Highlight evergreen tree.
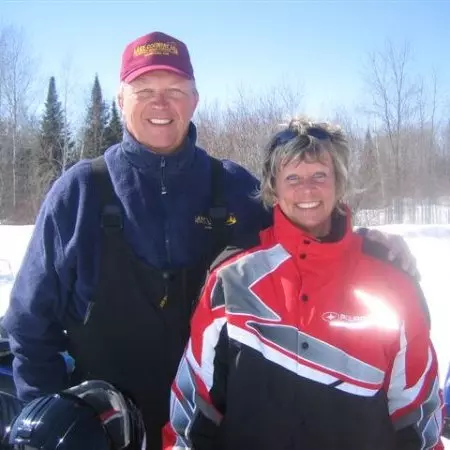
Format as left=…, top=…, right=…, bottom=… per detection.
left=103, top=99, right=123, bottom=149
left=359, top=128, right=383, bottom=207
left=362, top=128, right=380, bottom=178
left=362, top=128, right=376, bottom=162
left=81, top=74, right=108, bottom=159
left=38, top=76, right=66, bottom=189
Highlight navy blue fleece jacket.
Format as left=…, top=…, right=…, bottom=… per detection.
left=3, top=123, right=271, bottom=401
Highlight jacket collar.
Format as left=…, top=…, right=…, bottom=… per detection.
left=265, top=204, right=354, bottom=261
left=120, top=122, right=198, bottom=175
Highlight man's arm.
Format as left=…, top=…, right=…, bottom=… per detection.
left=385, top=283, right=443, bottom=449
left=357, top=227, right=419, bottom=278
left=3, top=190, right=75, bottom=401
left=163, top=271, right=228, bottom=450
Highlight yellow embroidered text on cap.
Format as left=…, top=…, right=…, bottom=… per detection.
left=133, top=42, right=179, bottom=57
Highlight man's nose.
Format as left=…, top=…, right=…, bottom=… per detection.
left=150, top=92, right=169, bottom=108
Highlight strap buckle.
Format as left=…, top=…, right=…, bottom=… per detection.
left=209, top=206, right=227, bottom=221
left=100, top=205, right=123, bottom=229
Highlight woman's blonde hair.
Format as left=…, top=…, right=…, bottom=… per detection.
left=258, top=117, right=350, bottom=213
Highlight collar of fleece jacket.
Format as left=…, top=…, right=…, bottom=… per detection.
left=260, top=204, right=356, bottom=262
left=120, top=121, right=198, bottom=175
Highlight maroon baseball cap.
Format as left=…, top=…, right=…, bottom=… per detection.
left=120, top=31, right=194, bottom=83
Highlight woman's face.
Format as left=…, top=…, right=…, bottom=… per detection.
left=274, top=151, right=337, bottom=237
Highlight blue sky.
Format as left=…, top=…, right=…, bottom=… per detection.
left=2, top=0, right=449, bottom=123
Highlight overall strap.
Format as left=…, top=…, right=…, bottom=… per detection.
left=208, top=156, right=230, bottom=260
left=90, top=156, right=123, bottom=230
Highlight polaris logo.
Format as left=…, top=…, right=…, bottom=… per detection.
left=322, top=312, right=367, bottom=323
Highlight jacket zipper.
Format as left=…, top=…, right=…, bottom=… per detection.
left=160, top=157, right=167, bottom=195
left=160, top=157, right=170, bottom=263
left=160, top=157, right=171, bottom=308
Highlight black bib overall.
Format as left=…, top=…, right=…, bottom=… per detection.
left=65, top=156, right=229, bottom=449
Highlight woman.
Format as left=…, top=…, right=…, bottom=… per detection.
left=163, top=118, right=443, bottom=450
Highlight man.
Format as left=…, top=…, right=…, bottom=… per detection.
left=2, top=32, right=416, bottom=449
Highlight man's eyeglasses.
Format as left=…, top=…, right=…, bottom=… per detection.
left=131, top=87, right=190, bottom=101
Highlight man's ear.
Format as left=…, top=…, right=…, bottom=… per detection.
left=117, top=84, right=125, bottom=110
left=117, top=91, right=124, bottom=110
left=193, top=89, right=199, bottom=111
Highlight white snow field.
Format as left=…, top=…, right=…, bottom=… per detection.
left=0, top=223, right=449, bottom=446
left=0, top=225, right=34, bottom=318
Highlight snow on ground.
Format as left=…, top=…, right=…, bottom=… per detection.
left=373, top=224, right=450, bottom=387
left=0, top=225, right=34, bottom=317
left=0, top=223, right=449, bottom=444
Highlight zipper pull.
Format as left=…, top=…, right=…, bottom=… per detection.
left=160, top=271, right=170, bottom=308
left=160, top=157, right=167, bottom=195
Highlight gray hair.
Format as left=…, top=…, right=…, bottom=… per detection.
left=259, top=117, right=350, bottom=212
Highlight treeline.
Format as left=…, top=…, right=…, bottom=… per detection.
left=1, top=25, right=449, bottom=224
left=0, top=71, right=122, bottom=222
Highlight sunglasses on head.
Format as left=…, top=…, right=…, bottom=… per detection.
left=270, top=126, right=331, bottom=153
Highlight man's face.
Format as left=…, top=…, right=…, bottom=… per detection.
left=119, top=70, right=199, bottom=153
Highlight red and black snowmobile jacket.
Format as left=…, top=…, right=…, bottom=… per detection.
left=163, top=205, right=443, bottom=450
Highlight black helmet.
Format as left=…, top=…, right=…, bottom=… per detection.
left=6, top=380, right=145, bottom=449
left=0, top=391, right=22, bottom=449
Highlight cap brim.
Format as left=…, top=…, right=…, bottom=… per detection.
left=123, top=65, right=193, bottom=83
